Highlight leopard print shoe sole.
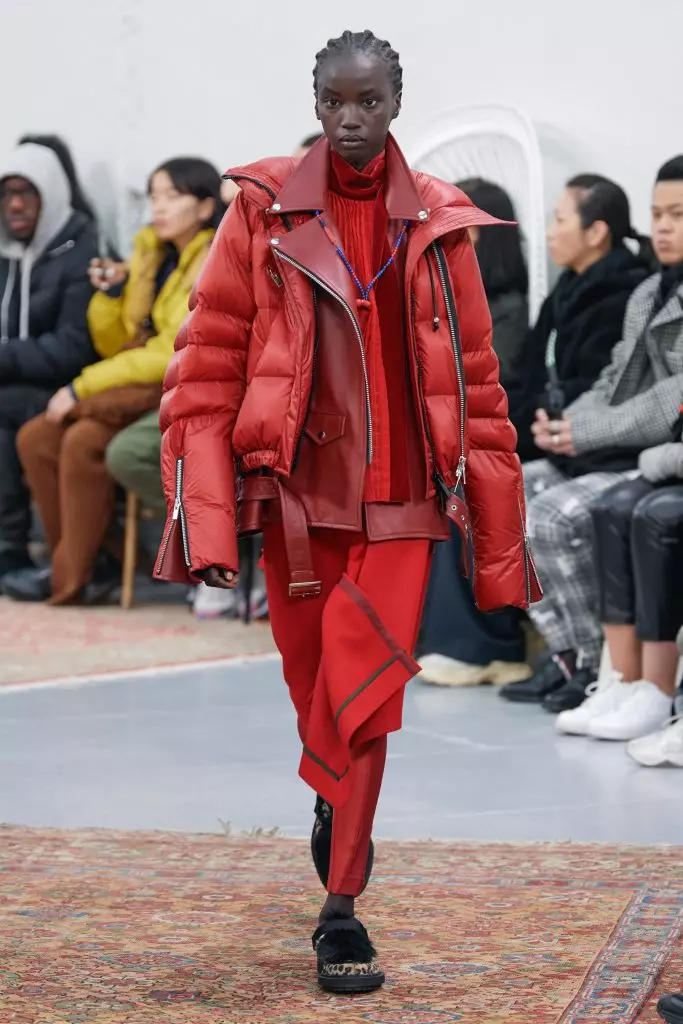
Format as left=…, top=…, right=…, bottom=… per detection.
left=312, top=915, right=385, bottom=994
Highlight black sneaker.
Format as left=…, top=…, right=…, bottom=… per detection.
left=499, top=652, right=577, bottom=704
left=2, top=566, right=51, bottom=602
left=542, top=668, right=597, bottom=713
left=0, top=547, right=35, bottom=585
left=658, top=992, right=683, bottom=1024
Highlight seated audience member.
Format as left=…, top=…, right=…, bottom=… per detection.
left=507, top=174, right=650, bottom=463
left=2, top=157, right=222, bottom=605
left=502, top=156, right=683, bottom=712
left=0, top=143, right=98, bottom=581
left=106, top=166, right=240, bottom=514
left=457, top=178, right=528, bottom=382
left=552, top=434, right=683, bottom=757
left=419, top=182, right=530, bottom=687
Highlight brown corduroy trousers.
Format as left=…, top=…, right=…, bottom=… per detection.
left=17, top=413, right=120, bottom=604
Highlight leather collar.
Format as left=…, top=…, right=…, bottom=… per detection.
left=273, top=134, right=428, bottom=223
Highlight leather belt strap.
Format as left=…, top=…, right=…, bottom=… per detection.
left=277, top=481, right=322, bottom=599
left=238, top=475, right=279, bottom=502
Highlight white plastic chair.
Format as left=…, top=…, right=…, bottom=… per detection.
left=408, top=104, right=548, bottom=323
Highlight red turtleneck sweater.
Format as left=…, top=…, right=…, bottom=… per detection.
left=328, top=149, right=410, bottom=503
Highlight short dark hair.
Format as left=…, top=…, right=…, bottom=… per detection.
left=313, top=30, right=402, bottom=97
left=299, top=132, right=324, bottom=151
left=656, top=156, right=683, bottom=183
left=19, top=133, right=96, bottom=223
left=457, top=178, right=528, bottom=298
left=149, top=156, right=224, bottom=229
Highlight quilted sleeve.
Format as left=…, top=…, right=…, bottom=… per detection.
left=155, top=194, right=256, bottom=583
left=447, top=233, right=541, bottom=611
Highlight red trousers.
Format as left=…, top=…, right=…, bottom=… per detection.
left=263, top=523, right=431, bottom=896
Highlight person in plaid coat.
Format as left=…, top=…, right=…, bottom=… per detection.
left=502, top=155, right=683, bottom=712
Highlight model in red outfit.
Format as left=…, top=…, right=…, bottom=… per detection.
left=155, top=30, right=542, bottom=994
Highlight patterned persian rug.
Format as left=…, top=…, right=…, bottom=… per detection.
left=0, top=828, right=681, bottom=1023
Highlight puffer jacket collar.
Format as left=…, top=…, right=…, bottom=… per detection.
left=225, top=134, right=502, bottom=232
left=267, top=135, right=427, bottom=221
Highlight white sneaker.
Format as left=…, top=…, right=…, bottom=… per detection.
left=627, top=716, right=683, bottom=767
left=193, top=581, right=237, bottom=620
left=556, top=673, right=630, bottom=736
left=418, top=653, right=531, bottom=687
left=588, top=680, right=673, bottom=742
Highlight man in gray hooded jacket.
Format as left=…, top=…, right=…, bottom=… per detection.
left=0, top=142, right=98, bottom=579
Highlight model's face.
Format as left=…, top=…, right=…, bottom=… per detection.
left=652, top=180, right=683, bottom=266
left=315, top=53, right=400, bottom=171
left=0, top=176, right=41, bottom=241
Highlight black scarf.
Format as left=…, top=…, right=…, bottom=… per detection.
left=656, top=259, right=683, bottom=312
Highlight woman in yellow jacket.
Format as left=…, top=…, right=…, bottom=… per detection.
left=5, top=157, right=222, bottom=605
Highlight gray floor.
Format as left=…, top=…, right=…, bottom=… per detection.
left=1, top=659, right=682, bottom=843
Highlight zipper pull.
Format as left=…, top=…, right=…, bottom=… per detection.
left=455, top=455, right=467, bottom=486
left=267, top=265, right=283, bottom=288
left=172, top=497, right=181, bottom=521
left=432, top=315, right=440, bottom=331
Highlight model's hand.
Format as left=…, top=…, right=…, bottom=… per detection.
left=201, top=566, right=239, bottom=590
left=88, top=257, right=128, bottom=292
left=45, top=386, right=77, bottom=424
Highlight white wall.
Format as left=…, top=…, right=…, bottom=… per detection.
left=1, top=0, right=679, bottom=248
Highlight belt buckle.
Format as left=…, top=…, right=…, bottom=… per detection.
left=288, top=580, right=322, bottom=599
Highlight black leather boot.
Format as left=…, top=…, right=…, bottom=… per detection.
left=542, top=668, right=597, bottom=713
left=499, top=652, right=577, bottom=704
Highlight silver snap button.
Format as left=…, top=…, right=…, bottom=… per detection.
left=271, top=238, right=280, bottom=246
left=418, top=210, right=428, bottom=221
left=271, top=203, right=281, bottom=212
left=318, top=430, right=326, bottom=440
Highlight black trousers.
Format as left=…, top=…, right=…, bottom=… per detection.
left=591, top=476, right=683, bottom=642
left=0, top=383, right=53, bottom=553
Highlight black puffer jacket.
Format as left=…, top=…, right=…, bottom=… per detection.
left=0, top=144, right=98, bottom=388
left=506, top=248, right=649, bottom=462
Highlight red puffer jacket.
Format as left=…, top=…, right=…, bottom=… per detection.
left=156, top=137, right=541, bottom=611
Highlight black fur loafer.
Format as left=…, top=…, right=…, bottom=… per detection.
left=310, top=795, right=374, bottom=893
left=312, top=915, right=385, bottom=993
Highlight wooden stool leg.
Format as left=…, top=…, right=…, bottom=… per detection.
left=121, top=491, right=140, bottom=610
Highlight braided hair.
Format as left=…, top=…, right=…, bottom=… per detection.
left=313, top=30, right=402, bottom=97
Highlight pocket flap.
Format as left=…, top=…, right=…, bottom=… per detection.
left=303, top=412, right=346, bottom=446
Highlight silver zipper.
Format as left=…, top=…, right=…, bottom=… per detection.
left=517, top=499, right=541, bottom=604
left=432, top=243, right=466, bottom=480
left=273, top=248, right=373, bottom=464
left=156, top=458, right=191, bottom=574
left=174, top=458, right=191, bottom=567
